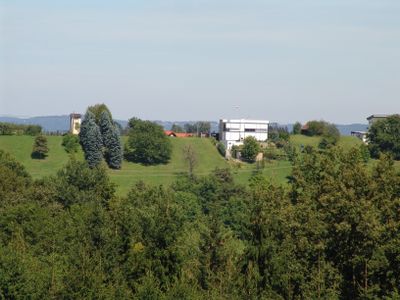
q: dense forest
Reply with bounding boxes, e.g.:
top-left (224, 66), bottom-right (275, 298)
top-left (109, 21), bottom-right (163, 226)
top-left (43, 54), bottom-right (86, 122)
top-left (1, 145), bottom-right (400, 299)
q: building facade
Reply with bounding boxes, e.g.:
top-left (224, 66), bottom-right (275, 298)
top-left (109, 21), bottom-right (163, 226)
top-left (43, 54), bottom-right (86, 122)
top-left (351, 131), bottom-right (368, 144)
top-left (70, 113), bottom-right (82, 135)
top-left (367, 114), bottom-right (390, 126)
top-left (219, 119), bottom-right (269, 150)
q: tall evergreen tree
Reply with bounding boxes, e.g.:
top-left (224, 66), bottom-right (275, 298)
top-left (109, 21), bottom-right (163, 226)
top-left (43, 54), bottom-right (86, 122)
top-left (31, 135), bottom-right (49, 159)
top-left (79, 111), bottom-right (103, 168)
top-left (99, 111), bottom-right (123, 169)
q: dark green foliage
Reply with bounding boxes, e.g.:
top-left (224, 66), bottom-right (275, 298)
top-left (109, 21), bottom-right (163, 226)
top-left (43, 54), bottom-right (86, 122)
top-left (368, 114), bottom-right (400, 160)
top-left (359, 143), bottom-right (371, 163)
top-left (61, 133), bottom-right (80, 154)
top-left (54, 159), bottom-right (116, 207)
top-left (79, 111), bottom-right (103, 168)
top-left (99, 111), bottom-right (123, 169)
top-left (303, 120), bottom-right (340, 148)
top-left (318, 123), bottom-right (341, 149)
top-left (0, 122), bottom-right (42, 135)
top-left (0, 150), bottom-right (31, 206)
top-left (269, 125), bottom-right (290, 143)
top-left (87, 103), bottom-right (112, 124)
top-left (292, 122), bottom-right (302, 134)
top-left (25, 125), bottom-right (43, 136)
top-left (125, 118), bottom-right (172, 165)
top-left (283, 142), bottom-right (298, 163)
top-left (1, 145), bottom-right (400, 299)
top-left (216, 141), bottom-right (226, 157)
top-left (171, 123), bottom-right (184, 133)
top-left (31, 135), bottom-right (49, 159)
top-left (241, 136), bottom-right (260, 162)
top-left (184, 121), bottom-right (211, 134)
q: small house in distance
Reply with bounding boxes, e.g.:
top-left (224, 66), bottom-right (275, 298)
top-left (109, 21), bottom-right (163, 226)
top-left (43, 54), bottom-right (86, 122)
top-left (219, 119), bottom-right (269, 150)
top-left (70, 113), bottom-right (82, 135)
top-left (164, 130), bottom-right (194, 138)
top-left (351, 131), bottom-right (368, 144)
top-left (367, 114), bottom-right (390, 126)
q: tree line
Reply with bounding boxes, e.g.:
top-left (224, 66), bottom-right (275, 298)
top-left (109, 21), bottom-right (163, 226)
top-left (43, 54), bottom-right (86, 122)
top-left (0, 122), bottom-right (42, 136)
top-left (1, 143), bottom-right (400, 299)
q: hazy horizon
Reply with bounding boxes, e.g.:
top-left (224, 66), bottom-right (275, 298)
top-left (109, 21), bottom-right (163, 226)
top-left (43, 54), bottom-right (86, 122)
top-left (1, 0), bottom-right (399, 123)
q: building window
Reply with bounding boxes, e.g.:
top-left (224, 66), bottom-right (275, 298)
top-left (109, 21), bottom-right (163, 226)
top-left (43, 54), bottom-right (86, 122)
top-left (245, 128), bottom-right (256, 132)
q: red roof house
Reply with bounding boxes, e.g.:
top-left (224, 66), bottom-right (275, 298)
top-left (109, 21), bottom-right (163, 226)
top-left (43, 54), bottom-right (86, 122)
top-left (164, 130), bottom-right (193, 138)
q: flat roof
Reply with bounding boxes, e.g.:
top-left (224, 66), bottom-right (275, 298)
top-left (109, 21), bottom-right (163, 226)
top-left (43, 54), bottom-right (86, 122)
top-left (220, 119), bottom-right (269, 124)
top-left (367, 114), bottom-right (389, 120)
top-left (351, 131), bottom-right (367, 134)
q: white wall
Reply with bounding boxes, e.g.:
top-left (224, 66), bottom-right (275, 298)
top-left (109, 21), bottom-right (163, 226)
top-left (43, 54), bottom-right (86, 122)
top-left (219, 119), bottom-right (269, 150)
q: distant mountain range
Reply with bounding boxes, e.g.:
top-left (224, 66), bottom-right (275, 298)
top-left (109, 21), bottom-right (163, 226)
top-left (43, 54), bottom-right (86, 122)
top-left (0, 115), bottom-right (368, 136)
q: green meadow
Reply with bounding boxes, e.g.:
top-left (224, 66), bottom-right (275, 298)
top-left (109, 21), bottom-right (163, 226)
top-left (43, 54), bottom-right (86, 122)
top-left (0, 135), bottom-right (286, 195)
top-left (0, 134), bottom-right (384, 196)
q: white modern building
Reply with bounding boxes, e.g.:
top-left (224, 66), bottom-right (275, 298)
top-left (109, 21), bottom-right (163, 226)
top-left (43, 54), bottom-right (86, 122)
top-left (219, 119), bottom-right (269, 150)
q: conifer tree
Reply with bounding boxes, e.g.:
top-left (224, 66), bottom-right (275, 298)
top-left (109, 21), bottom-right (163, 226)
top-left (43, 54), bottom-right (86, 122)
top-left (99, 111), bottom-right (123, 169)
top-left (79, 110), bottom-right (103, 168)
top-left (31, 135), bottom-right (49, 159)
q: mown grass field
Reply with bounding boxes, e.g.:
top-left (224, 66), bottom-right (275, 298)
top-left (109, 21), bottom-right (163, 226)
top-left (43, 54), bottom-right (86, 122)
top-left (0, 135), bottom-right (292, 195)
top-left (290, 134), bottom-right (363, 149)
top-left (1, 134), bottom-right (392, 196)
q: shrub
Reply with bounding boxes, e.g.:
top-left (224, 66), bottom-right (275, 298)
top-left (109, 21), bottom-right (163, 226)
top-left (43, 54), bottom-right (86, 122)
top-left (62, 134), bottom-right (80, 154)
top-left (217, 142), bottom-right (226, 157)
top-left (31, 135), bottom-right (49, 159)
top-left (125, 118), bottom-right (172, 165)
top-left (241, 136), bottom-right (260, 162)
top-left (367, 115), bottom-right (400, 160)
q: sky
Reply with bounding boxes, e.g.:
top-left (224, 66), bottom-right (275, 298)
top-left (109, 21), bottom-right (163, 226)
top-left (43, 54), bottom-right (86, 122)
top-left (0, 0), bottom-right (399, 123)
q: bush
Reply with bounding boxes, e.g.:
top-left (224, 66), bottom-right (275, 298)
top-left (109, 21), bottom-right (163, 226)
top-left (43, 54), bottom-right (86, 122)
top-left (292, 122), bottom-right (302, 134)
top-left (318, 124), bottom-right (340, 149)
top-left (0, 122), bottom-right (42, 136)
top-left (269, 126), bottom-right (290, 143)
top-left (367, 115), bottom-right (400, 160)
top-left (359, 144), bottom-right (371, 163)
top-left (62, 134), bottom-right (80, 154)
top-left (31, 135), bottom-right (49, 159)
top-left (217, 142), bottom-right (226, 157)
top-left (125, 118), bottom-right (172, 165)
top-left (241, 136), bottom-right (260, 162)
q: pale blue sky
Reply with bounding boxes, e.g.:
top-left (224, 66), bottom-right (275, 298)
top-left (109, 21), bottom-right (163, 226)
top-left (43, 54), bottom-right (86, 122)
top-left (1, 0), bottom-right (399, 123)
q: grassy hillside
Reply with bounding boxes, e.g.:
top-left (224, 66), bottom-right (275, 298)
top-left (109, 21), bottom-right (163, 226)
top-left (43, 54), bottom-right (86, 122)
top-left (0, 136), bottom-right (229, 195)
top-left (0, 135), bottom-right (83, 177)
top-left (290, 134), bottom-right (363, 149)
top-left (0, 134), bottom-right (369, 196)
top-left (111, 137), bottom-right (228, 194)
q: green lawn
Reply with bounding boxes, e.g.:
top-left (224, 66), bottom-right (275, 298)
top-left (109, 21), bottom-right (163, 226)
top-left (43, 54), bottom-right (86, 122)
top-left (229, 160), bottom-right (292, 186)
top-left (0, 134), bottom-right (374, 196)
top-left (0, 136), bottom-right (229, 195)
top-left (111, 137), bottom-right (228, 195)
top-left (290, 134), bottom-right (363, 149)
top-left (0, 135), bottom-right (83, 178)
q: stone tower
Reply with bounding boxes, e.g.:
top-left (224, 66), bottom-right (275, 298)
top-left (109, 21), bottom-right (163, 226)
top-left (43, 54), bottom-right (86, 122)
top-left (70, 113), bottom-right (82, 135)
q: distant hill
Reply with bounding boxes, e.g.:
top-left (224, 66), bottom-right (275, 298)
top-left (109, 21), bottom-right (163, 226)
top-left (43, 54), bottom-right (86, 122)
top-left (0, 116), bottom-right (218, 133)
top-left (0, 115), bottom-right (367, 136)
top-left (335, 124), bottom-right (368, 135)
top-left (0, 115), bottom-right (128, 133)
